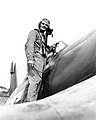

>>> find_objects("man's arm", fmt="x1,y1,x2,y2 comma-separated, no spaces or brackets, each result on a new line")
25,30,36,65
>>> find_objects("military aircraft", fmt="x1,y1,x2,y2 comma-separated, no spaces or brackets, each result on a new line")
38,29,96,99
0,29,96,119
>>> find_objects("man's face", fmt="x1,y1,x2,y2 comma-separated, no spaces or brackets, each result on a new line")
40,21,49,31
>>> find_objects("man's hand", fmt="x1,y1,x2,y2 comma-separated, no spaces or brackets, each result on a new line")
27,63,34,69
50,42,59,54
27,63,34,77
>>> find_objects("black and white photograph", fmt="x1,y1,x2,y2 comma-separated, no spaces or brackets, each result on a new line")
0,0,96,120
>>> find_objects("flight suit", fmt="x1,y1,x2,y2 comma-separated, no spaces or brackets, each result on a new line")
24,29,46,101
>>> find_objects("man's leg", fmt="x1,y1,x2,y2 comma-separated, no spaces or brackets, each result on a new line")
25,54,44,102
24,72,42,102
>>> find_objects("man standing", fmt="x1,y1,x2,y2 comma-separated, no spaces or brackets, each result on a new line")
5,19,65,105
23,18,54,102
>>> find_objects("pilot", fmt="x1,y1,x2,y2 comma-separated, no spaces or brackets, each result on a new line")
23,18,55,102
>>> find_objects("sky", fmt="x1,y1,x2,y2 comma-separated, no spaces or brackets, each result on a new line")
0,0,96,88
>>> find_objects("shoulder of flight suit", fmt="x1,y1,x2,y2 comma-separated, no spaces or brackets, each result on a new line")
28,30,36,40
25,30,37,47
